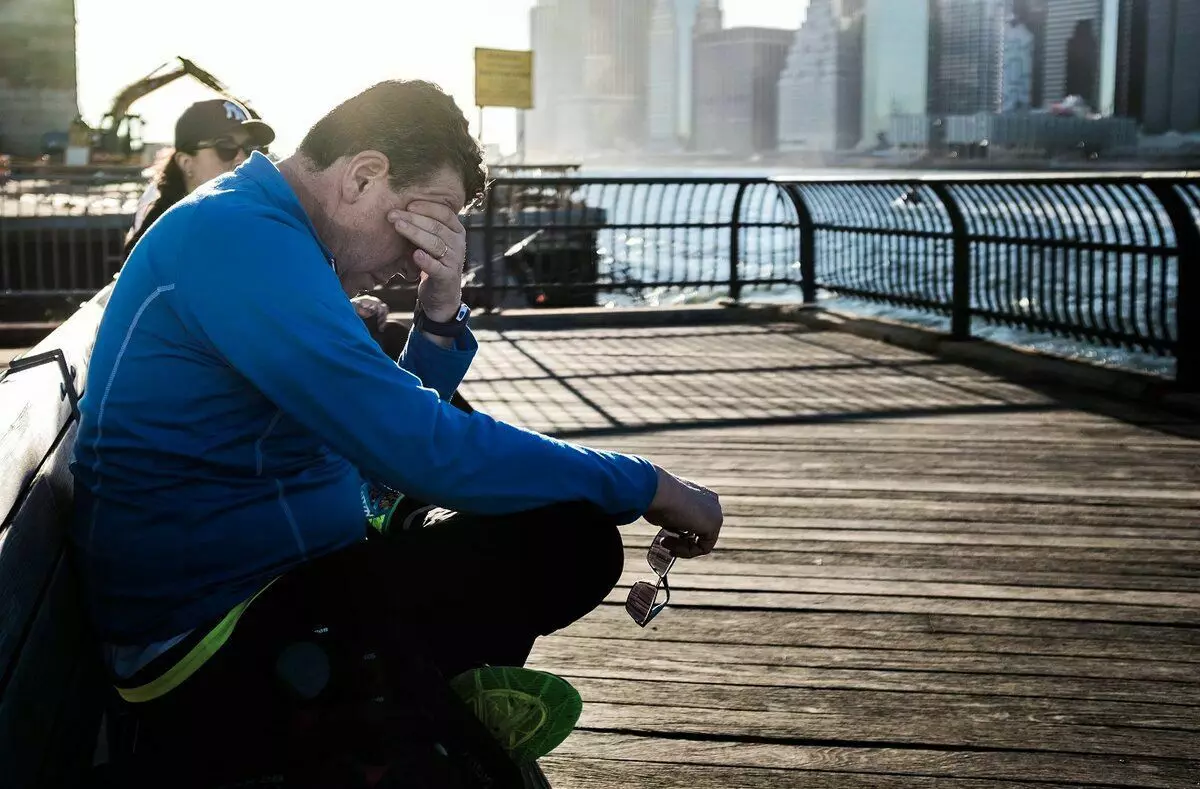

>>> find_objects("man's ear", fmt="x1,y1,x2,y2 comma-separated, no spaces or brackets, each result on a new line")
341,151,390,203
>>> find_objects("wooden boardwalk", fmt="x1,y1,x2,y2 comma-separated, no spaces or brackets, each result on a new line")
461,321,1200,789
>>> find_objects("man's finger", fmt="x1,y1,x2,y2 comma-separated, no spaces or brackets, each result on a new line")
408,200,462,230
666,539,706,559
392,210,448,237
409,248,450,277
391,217,449,260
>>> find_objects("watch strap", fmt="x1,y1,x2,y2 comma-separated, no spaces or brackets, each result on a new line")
414,302,470,338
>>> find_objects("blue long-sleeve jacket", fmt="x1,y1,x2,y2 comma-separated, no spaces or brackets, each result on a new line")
69,153,658,643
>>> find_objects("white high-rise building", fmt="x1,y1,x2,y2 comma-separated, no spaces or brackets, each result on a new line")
1003,18,1036,110
693,27,793,154
778,0,864,152
861,0,930,148
525,0,652,159
648,0,680,149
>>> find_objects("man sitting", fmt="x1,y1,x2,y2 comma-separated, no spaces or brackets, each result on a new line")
70,79,721,786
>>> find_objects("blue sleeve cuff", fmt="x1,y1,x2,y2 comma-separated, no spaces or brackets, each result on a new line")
611,454,660,524
399,324,478,401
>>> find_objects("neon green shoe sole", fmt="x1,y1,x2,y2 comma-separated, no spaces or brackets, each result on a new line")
449,666,582,765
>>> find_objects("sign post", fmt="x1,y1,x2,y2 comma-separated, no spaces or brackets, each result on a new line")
474,47,533,153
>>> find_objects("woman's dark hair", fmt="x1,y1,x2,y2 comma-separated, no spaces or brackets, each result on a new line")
298,80,487,207
122,150,189,261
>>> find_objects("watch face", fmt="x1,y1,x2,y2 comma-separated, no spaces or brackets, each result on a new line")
455,303,470,322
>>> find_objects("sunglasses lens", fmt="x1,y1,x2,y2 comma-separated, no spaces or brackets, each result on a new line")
215,145,241,162
625,580,661,627
648,532,676,576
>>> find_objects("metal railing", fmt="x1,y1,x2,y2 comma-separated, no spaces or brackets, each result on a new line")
774,173,1195,386
465,178,801,309
1,173,139,300
0,170,1195,386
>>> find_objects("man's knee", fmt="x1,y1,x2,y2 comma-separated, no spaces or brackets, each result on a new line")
545,502,624,610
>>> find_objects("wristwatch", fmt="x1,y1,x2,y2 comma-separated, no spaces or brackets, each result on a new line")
413,301,471,338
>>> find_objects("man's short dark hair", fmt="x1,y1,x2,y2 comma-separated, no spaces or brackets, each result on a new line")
298,80,487,207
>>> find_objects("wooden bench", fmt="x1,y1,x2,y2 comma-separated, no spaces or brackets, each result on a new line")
0,287,110,788
0,288,536,788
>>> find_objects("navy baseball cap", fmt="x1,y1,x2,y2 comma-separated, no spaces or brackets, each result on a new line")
175,99,275,151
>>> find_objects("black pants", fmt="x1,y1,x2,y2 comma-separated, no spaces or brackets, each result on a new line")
126,502,624,785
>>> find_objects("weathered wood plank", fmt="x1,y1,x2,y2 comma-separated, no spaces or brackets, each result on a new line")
549,732,1199,788
562,677,1200,731
528,642,1200,706
598,587,1200,625
617,536,1200,571
618,551,1200,593
666,547,1200,579
538,757,1083,789
571,702,1199,759
612,569,1200,608
535,636,1200,684
563,606,1200,662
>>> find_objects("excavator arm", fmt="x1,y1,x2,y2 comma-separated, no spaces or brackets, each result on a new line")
96,56,259,155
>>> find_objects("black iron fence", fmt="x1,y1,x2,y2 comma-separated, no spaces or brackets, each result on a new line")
0,173,138,303
1,170,1195,386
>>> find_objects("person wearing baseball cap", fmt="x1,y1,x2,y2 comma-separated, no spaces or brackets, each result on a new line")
123,98,276,259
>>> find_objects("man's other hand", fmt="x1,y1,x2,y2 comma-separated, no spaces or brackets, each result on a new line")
351,294,389,332
644,466,722,559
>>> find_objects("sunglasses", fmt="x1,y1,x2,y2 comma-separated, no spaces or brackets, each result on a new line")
625,529,679,627
195,138,266,163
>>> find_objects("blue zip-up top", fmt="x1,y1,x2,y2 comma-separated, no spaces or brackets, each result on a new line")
69,153,658,644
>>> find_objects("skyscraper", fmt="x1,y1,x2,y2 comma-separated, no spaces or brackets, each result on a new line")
1011,0,1048,108
0,0,79,157
525,0,653,158
693,28,793,155
1003,16,1036,110
648,0,680,148
582,0,653,152
674,0,703,143
1043,0,1105,107
929,0,1006,115
777,0,864,151
1116,0,1200,133
861,0,930,147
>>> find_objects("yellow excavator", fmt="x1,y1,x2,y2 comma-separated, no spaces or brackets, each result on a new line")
58,56,260,167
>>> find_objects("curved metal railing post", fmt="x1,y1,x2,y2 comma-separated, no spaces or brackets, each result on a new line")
928,183,972,340
781,184,817,304
1147,180,1199,389
728,183,749,303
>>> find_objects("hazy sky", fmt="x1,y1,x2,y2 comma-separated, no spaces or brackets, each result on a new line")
76,0,809,156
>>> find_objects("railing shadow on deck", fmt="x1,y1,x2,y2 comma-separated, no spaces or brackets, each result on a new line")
463,322,1200,442
463,324,1068,441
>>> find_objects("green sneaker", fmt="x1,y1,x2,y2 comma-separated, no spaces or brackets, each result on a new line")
449,666,582,765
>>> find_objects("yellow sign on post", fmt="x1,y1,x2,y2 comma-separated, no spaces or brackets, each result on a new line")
474,48,534,109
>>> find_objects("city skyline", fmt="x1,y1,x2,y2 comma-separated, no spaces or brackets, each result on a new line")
4,0,1196,164
69,0,809,157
